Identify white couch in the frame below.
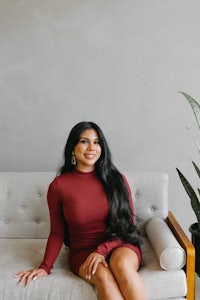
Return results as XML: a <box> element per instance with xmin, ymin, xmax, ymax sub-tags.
<box><xmin>0</xmin><ymin>172</ymin><xmax>195</xmax><ymax>300</ymax></box>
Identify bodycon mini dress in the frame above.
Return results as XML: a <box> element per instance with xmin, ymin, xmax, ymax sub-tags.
<box><xmin>39</xmin><ymin>170</ymin><xmax>142</xmax><ymax>275</ymax></box>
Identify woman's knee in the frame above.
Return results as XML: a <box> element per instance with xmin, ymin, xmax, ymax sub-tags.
<box><xmin>93</xmin><ymin>264</ymin><xmax>111</xmax><ymax>284</ymax></box>
<box><xmin>79</xmin><ymin>263</ymin><xmax>113</xmax><ymax>287</ymax></box>
<box><xmin>109</xmin><ymin>247</ymin><xmax>139</xmax><ymax>274</ymax></box>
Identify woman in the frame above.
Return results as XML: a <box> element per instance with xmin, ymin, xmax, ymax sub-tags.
<box><xmin>16</xmin><ymin>121</ymin><xmax>146</xmax><ymax>300</ymax></box>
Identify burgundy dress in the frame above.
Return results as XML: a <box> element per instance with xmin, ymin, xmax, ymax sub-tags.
<box><xmin>39</xmin><ymin>170</ymin><xmax>142</xmax><ymax>275</ymax></box>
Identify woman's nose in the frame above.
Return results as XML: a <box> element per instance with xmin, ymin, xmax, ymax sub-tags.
<box><xmin>88</xmin><ymin>142</ymin><xmax>95</xmax><ymax>150</ymax></box>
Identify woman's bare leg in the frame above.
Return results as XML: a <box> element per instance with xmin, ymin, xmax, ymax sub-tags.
<box><xmin>109</xmin><ymin>247</ymin><xmax>146</xmax><ymax>300</ymax></box>
<box><xmin>79</xmin><ymin>263</ymin><xmax>124</xmax><ymax>300</ymax></box>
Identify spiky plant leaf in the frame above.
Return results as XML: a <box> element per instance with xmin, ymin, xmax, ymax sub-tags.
<box><xmin>176</xmin><ymin>168</ymin><xmax>200</xmax><ymax>230</ymax></box>
<box><xmin>192</xmin><ymin>161</ymin><xmax>200</xmax><ymax>178</ymax></box>
<box><xmin>186</xmin><ymin>128</ymin><xmax>200</xmax><ymax>153</ymax></box>
<box><xmin>179</xmin><ymin>91</ymin><xmax>200</xmax><ymax>130</ymax></box>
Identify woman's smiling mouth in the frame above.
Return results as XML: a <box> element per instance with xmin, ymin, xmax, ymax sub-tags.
<box><xmin>85</xmin><ymin>154</ymin><xmax>96</xmax><ymax>159</ymax></box>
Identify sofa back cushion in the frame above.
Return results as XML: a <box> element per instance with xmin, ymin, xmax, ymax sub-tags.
<box><xmin>124</xmin><ymin>172</ymin><xmax>169</xmax><ymax>234</ymax></box>
<box><xmin>0</xmin><ymin>172</ymin><xmax>55</xmax><ymax>238</ymax></box>
<box><xmin>0</xmin><ymin>171</ymin><xmax>169</xmax><ymax>238</ymax></box>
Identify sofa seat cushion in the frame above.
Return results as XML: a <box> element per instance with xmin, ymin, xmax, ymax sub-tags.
<box><xmin>0</xmin><ymin>239</ymin><xmax>97</xmax><ymax>300</ymax></box>
<box><xmin>0</xmin><ymin>238</ymin><xmax>187</xmax><ymax>300</ymax></box>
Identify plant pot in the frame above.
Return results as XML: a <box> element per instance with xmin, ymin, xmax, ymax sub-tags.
<box><xmin>189</xmin><ymin>223</ymin><xmax>200</xmax><ymax>276</ymax></box>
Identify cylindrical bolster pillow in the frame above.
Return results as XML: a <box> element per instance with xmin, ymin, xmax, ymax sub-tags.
<box><xmin>146</xmin><ymin>217</ymin><xmax>186</xmax><ymax>270</ymax></box>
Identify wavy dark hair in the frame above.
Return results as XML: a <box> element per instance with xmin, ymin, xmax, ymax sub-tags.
<box><xmin>58</xmin><ymin>121</ymin><xmax>142</xmax><ymax>247</ymax></box>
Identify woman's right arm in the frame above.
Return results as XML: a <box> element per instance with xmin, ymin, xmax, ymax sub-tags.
<box><xmin>15</xmin><ymin>179</ymin><xmax>66</xmax><ymax>286</ymax></box>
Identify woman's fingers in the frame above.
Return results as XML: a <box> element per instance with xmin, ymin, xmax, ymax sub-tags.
<box><xmin>83</xmin><ymin>253</ymin><xmax>107</xmax><ymax>279</ymax></box>
<box><xmin>91</xmin><ymin>255</ymin><xmax>108</xmax><ymax>275</ymax></box>
<box><xmin>15</xmin><ymin>268</ymin><xmax>47</xmax><ymax>286</ymax></box>
<box><xmin>23</xmin><ymin>270</ymin><xmax>37</xmax><ymax>287</ymax></box>
<box><xmin>15</xmin><ymin>270</ymin><xmax>30</xmax><ymax>277</ymax></box>
<box><xmin>25</xmin><ymin>269</ymin><xmax>47</xmax><ymax>286</ymax></box>
<box><xmin>15</xmin><ymin>269</ymin><xmax>32</xmax><ymax>285</ymax></box>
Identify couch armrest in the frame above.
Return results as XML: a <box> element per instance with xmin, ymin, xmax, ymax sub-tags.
<box><xmin>166</xmin><ymin>211</ymin><xmax>195</xmax><ymax>300</ymax></box>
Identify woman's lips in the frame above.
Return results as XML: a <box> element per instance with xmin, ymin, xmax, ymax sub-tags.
<box><xmin>85</xmin><ymin>154</ymin><xmax>95</xmax><ymax>159</ymax></box>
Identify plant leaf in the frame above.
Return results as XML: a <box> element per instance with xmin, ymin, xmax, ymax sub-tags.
<box><xmin>192</xmin><ymin>161</ymin><xmax>200</xmax><ymax>178</ymax></box>
<box><xmin>186</xmin><ymin>127</ymin><xmax>200</xmax><ymax>153</ymax></box>
<box><xmin>179</xmin><ymin>91</ymin><xmax>200</xmax><ymax>130</ymax></box>
<box><xmin>176</xmin><ymin>168</ymin><xmax>200</xmax><ymax>229</ymax></box>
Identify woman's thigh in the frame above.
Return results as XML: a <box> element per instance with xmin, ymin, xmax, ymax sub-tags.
<box><xmin>109</xmin><ymin>247</ymin><xmax>146</xmax><ymax>300</ymax></box>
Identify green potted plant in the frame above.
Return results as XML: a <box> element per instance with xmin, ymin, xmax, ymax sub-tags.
<box><xmin>176</xmin><ymin>91</ymin><xmax>200</xmax><ymax>276</ymax></box>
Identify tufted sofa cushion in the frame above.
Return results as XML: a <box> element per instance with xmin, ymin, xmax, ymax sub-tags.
<box><xmin>0</xmin><ymin>172</ymin><xmax>54</xmax><ymax>238</ymax></box>
<box><xmin>124</xmin><ymin>172</ymin><xmax>169</xmax><ymax>234</ymax></box>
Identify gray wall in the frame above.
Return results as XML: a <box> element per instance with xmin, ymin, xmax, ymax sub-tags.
<box><xmin>1</xmin><ymin>0</ymin><xmax>200</xmax><ymax>235</ymax></box>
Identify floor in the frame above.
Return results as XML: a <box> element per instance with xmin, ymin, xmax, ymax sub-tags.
<box><xmin>195</xmin><ymin>274</ymin><xmax>200</xmax><ymax>299</ymax></box>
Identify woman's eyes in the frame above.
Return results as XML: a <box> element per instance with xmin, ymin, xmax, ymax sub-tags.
<box><xmin>79</xmin><ymin>139</ymin><xmax>100</xmax><ymax>145</ymax></box>
<box><xmin>80</xmin><ymin>139</ymin><xmax>88</xmax><ymax>144</ymax></box>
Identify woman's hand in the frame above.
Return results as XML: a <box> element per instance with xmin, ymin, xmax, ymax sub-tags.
<box><xmin>82</xmin><ymin>252</ymin><xmax>108</xmax><ymax>280</ymax></box>
<box><xmin>15</xmin><ymin>268</ymin><xmax>48</xmax><ymax>287</ymax></box>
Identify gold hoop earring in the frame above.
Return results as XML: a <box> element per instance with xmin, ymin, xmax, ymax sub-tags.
<box><xmin>71</xmin><ymin>151</ymin><xmax>76</xmax><ymax>165</ymax></box>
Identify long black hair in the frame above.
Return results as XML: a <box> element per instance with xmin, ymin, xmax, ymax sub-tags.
<box><xmin>59</xmin><ymin>121</ymin><xmax>141</xmax><ymax>247</ymax></box>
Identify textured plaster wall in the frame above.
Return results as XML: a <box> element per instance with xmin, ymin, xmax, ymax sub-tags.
<box><xmin>1</xmin><ymin>0</ymin><xmax>200</xmax><ymax>234</ymax></box>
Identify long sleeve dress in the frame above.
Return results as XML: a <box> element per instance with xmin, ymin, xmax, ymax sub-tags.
<box><xmin>39</xmin><ymin>170</ymin><xmax>142</xmax><ymax>275</ymax></box>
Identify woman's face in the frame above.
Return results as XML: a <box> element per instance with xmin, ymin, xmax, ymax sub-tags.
<box><xmin>73</xmin><ymin>129</ymin><xmax>102</xmax><ymax>172</ymax></box>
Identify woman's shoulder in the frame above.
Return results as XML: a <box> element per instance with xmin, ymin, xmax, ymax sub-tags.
<box><xmin>56</xmin><ymin>171</ymin><xmax>75</xmax><ymax>181</ymax></box>
<box><xmin>47</xmin><ymin>173</ymin><xmax>76</xmax><ymax>200</ymax></box>
<box><xmin>49</xmin><ymin>172</ymin><xmax>74</xmax><ymax>188</ymax></box>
